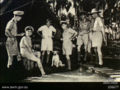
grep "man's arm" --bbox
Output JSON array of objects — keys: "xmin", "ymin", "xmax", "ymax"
[
  {"xmin": 52, "ymin": 26, "xmax": 56, "ymax": 37},
  {"xmin": 70, "ymin": 29, "xmax": 78, "ymax": 40},
  {"xmin": 5, "ymin": 21, "xmax": 14, "ymax": 38},
  {"xmin": 16, "ymin": 33, "xmax": 25, "ymax": 37},
  {"xmin": 98, "ymin": 18, "xmax": 107, "ymax": 45},
  {"xmin": 37, "ymin": 26, "xmax": 43, "ymax": 36}
]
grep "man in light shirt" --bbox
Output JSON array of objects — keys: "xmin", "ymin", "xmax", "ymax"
[
  {"xmin": 5, "ymin": 11, "xmax": 24, "ymax": 68},
  {"xmin": 37, "ymin": 19, "xmax": 56, "ymax": 64},
  {"xmin": 90, "ymin": 8, "xmax": 106, "ymax": 67}
]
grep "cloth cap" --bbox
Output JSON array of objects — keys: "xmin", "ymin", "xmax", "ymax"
[
  {"xmin": 25, "ymin": 26, "xmax": 34, "ymax": 32},
  {"xmin": 13, "ymin": 11, "xmax": 24, "ymax": 16}
]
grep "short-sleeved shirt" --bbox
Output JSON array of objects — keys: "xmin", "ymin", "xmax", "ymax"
[
  {"xmin": 79, "ymin": 21, "xmax": 90, "ymax": 31},
  {"xmin": 63, "ymin": 28, "xmax": 77, "ymax": 41},
  {"xmin": 38, "ymin": 25, "xmax": 56, "ymax": 38},
  {"xmin": 20, "ymin": 36, "xmax": 32, "ymax": 49},
  {"xmin": 5, "ymin": 18, "xmax": 17, "ymax": 37},
  {"xmin": 93, "ymin": 17, "xmax": 104, "ymax": 32}
]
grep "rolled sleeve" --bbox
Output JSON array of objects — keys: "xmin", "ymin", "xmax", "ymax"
[
  {"xmin": 5, "ymin": 21, "xmax": 14, "ymax": 37},
  {"xmin": 51, "ymin": 26, "xmax": 56, "ymax": 32},
  {"xmin": 38, "ymin": 26, "xmax": 44, "ymax": 32}
]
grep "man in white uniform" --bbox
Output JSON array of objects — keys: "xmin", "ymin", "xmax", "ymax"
[
  {"xmin": 90, "ymin": 8, "xmax": 106, "ymax": 67},
  {"xmin": 37, "ymin": 19, "xmax": 56, "ymax": 64}
]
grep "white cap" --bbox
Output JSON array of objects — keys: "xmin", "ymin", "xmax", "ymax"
[{"xmin": 13, "ymin": 11, "xmax": 24, "ymax": 16}]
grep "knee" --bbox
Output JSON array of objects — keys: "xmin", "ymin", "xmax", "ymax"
[
  {"xmin": 94, "ymin": 47, "xmax": 97, "ymax": 53},
  {"xmin": 8, "ymin": 56, "xmax": 13, "ymax": 60},
  {"xmin": 85, "ymin": 45, "xmax": 88, "ymax": 52},
  {"xmin": 47, "ymin": 51, "xmax": 50, "ymax": 54},
  {"xmin": 66, "ymin": 55, "xmax": 70, "ymax": 60},
  {"xmin": 77, "ymin": 46, "xmax": 81, "ymax": 52},
  {"xmin": 36, "ymin": 60, "xmax": 41, "ymax": 64},
  {"xmin": 97, "ymin": 48, "xmax": 102, "ymax": 55}
]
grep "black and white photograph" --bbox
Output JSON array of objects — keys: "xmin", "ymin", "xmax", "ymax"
[{"xmin": 0, "ymin": 0, "xmax": 120, "ymax": 89}]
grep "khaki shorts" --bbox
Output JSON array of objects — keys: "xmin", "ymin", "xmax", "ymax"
[
  {"xmin": 91, "ymin": 31, "xmax": 103, "ymax": 47},
  {"xmin": 41, "ymin": 38, "xmax": 53, "ymax": 51},
  {"xmin": 77, "ymin": 34, "xmax": 89, "ymax": 46},
  {"xmin": 63, "ymin": 40, "xmax": 73, "ymax": 55}
]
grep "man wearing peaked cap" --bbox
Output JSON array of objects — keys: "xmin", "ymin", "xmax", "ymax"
[
  {"xmin": 13, "ymin": 10, "xmax": 24, "ymax": 16},
  {"xmin": 5, "ymin": 10, "xmax": 24, "ymax": 68}
]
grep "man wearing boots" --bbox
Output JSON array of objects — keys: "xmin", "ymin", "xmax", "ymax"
[{"xmin": 77, "ymin": 12, "xmax": 90, "ymax": 65}]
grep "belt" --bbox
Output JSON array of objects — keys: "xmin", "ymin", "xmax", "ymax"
[{"xmin": 20, "ymin": 47, "xmax": 26, "ymax": 49}]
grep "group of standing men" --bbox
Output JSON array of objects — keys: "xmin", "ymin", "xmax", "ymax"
[{"xmin": 5, "ymin": 8, "xmax": 106, "ymax": 76}]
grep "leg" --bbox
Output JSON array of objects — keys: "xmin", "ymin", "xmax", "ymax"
[
  {"xmin": 87, "ymin": 41, "xmax": 92, "ymax": 63},
  {"xmin": 7, "ymin": 55, "xmax": 13, "ymax": 68},
  {"xmin": 77, "ymin": 45, "xmax": 82, "ymax": 64},
  {"xmin": 66, "ymin": 55, "xmax": 71, "ymax": 70},
  {"xmin": 84, "ymin": 44, "xmax": 88, "ymax": 62},
  {"xmin": 41, "ymin": 51, "xmax": 45, "ymax": 63},
  {"xmin": 30, "ymin": 55, "xmax": 45, "ymax": 75},
  {"xmin": 46, "ymin": 51, "xmax": 50, "ymax": 64},
  {"xmin": 97, "ymin": 47, "xmax": 103, "ymax": 65},
  {"xmin": 36, "ymin": 59, "xmax": 46, "ymax": 75},
  {"xmin": 93, "ymin": 47, "xmax": 98, "ymax": 65},
  {"xmin": 83, "ymin": 34, "xmax": 89, "ymax": 62}
]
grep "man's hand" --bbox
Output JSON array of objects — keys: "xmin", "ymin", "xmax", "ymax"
[
  {"xmin": 17, "ymin": 33, "xmax": 25, "ymax": 36},
  {"xmin": 20, "ymin": 33, "xmax": 25, "ymax": 36}
]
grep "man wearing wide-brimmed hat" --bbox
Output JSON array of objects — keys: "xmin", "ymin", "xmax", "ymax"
[
  {"xmin": 89, "ymin": 8, "xmax": 106, "ymax": 67},
  {"xmin": 5, "ymin": 10, "xmax": 24, "ymax": 68},
  {"xmin": 77, "ymin": 11, "xmax": 91, "ymax": 65}
]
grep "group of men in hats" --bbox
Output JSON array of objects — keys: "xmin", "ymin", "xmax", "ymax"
[{"xmin": 5, "ymin": 8, "xmax": 106, "ymax": 76}]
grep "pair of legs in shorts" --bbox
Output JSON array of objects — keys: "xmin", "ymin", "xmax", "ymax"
[
  {"xmin": 77, "ymin": 34, "xmax": 89, "ymax": 64},
  {"xmin": 63, "ymin": 40, "xmax": 73, "ymax": 70},
  {"xmin": 89, "ymin": 31, "xmax": 103, "ymax": 66},
  {"xmin": 41, "ymin": 38, "xmax": 53, "ymax": 64},
  {"xmin": 21, "ymin": 49, "xmax": 45, "ymax": 76}
]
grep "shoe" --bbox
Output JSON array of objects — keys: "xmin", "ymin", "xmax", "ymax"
[{"xmin": 94, "ymin": 64, "xmax": 103, "ymax": 68}]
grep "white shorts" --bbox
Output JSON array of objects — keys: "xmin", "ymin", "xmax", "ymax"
[
  {"xmin": 63, "ymin": 40, "xmax": 73, "ymax": 55},
  {"xmin": 91, "ymin": 31, "xmax": 103, "ymax": 47},
  {"xmin": 77, "ymin": 34, "xmax": 89, "ymax": 46},
  {"xmin": 41, "ymin": 38, "xmax": 53, "ymax": 51}
]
